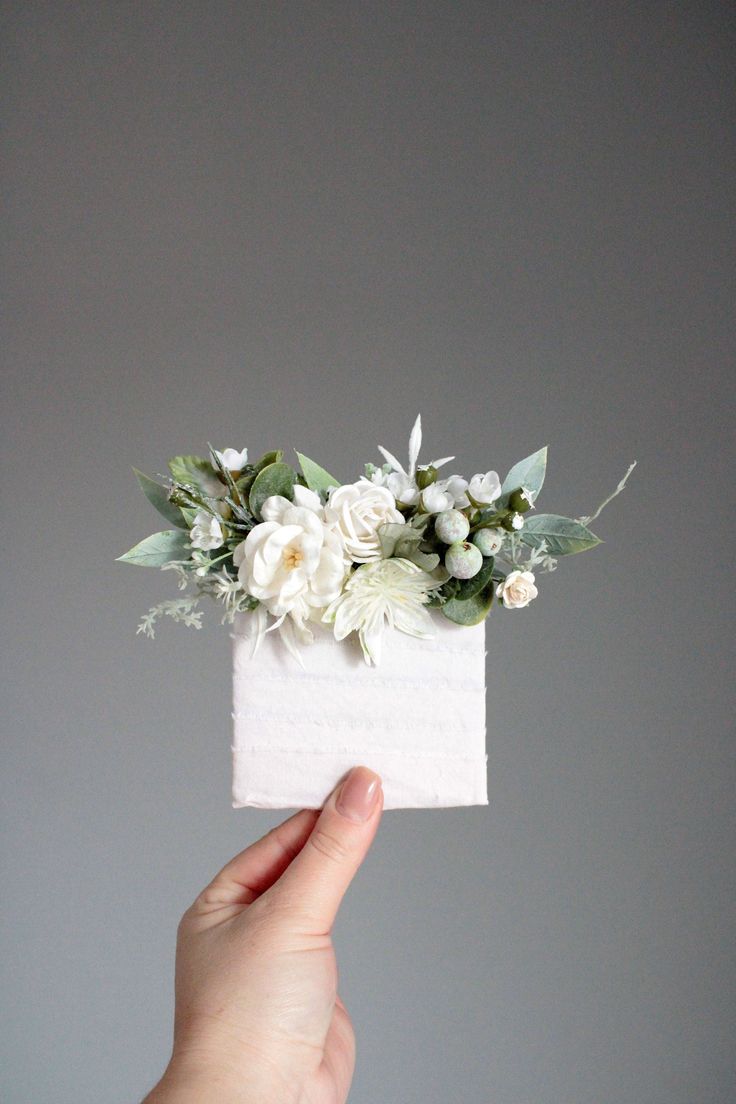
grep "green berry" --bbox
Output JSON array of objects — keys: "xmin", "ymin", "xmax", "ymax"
[
  {"xmin": 472, "ymin": 528, "xmax": 504, "ymax": 557},
  {"xmin": 445, "ymin": 541, "xmax": 483, "ymax": 579},
  {"xmin": 434, "ymin": 509, "xmax": 470, "ymax": 544}
]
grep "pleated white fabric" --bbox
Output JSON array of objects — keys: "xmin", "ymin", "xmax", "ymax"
[{"xmin": 231, "ymin": 610, "xmax": 488, "ymax": 810}]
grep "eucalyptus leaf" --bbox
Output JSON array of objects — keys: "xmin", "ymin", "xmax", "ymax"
[
  {"xmin": 133, "ymin": 469, "xmax": 188, "ymax": 529},
  {"xmin": 254, "ymin": 450, "xmax": 284, "ymax": 472},
  {"xmin": 499, "ymin": 446, "xmax": 548, "ymax": 505},
  {"xmin": 248, "ymin": 462, "xmax": 297, "ymax": 519},
  {"xmin": 441, "ymin": 585, "xmax": 494, "ymax": 625},
  {"xmin": 116, "ymin": 530, "xmax": 191, "ymax": 567},
  {"xmin": 294, "ymin": 452, "xmax": 340, "ymax": 496},
  {"xmin": 520, "ymin": 513, "xmax": 601, "ymax": 556},
  {"xmin": 452, "ymin": 556, "xmax": 495, "ymax": 601},
  {"xmin": 378, "ymin": 522, "xmax": 423, "ymax": 559},
  {"xmin": 168, "ymin": 455, "xmax": 217, "ymax": 488}
]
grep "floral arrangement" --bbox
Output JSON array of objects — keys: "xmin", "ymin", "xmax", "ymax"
[{"xmin": 118, "ymin": 416, "xmax": 635, "ymax": 666}]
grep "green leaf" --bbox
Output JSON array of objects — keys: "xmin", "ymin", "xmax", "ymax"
[
  {"xmin": 405, "ymin": 548, "xmax": 440, "ymax": 572},
  {"xmin": 248, "ymin": 462, "xmax": 298, "ymax": 519},
  {"xmin": 133, "ymin": 469, "xmax": 188, "ymax": 529},
  {"xmin": 168, "ymin": 455, "xmax": 217, "ymax": 488},
  {"xmin": 377, "ymin": 522, "xmax": 421, "ymax": 559},
  {"xmin": 452, "ymin": 556, "xmax": 495, "ymax": 601},
  {"xmin": 116, "ymin": 530, "xmax": 191, "ymax": 567},
  {"xmin": 520, "ymin": 513, "xmax": 601, "ymax": 556},
  {"xmin": 500, "ymin": 446, "xmax": 548, "ymax": 504},
  {"xmin": 441, "ymin": 585, "xmax": 494, "ymax": 625},
  {"xmin": 295, "ymin": 452, "xmax": 340, "ymax": 496},
  {"xmin": 254, "ymin": 450, "xmax": 284, "ymax": 473}
]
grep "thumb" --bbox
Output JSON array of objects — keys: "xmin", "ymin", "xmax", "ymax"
[{"xmin": 266, "ymin": 766, "xmax": 383, "ymax": 934}]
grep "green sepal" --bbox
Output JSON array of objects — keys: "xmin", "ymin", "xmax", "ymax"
[
  {"xmin": 133, "ymin": 469, "xmax": 188, "ymax": 529},
  {"xmin": 248, "ymin": 462, "xmax": 298, "ymax": 519},
  {"xmin": 520, "ymin": 513, "xmax": 601, "ymax": 556},
  {"xmin": 116, "ymin": 530, "xmax": 191, "ymax": 567},
  {"xmin": 294, "ymin": 452, "xmax": 340, "ymax": 496}
]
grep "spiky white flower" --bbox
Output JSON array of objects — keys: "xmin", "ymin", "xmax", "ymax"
[
  {"xmin": 321, "ymin": 557, "xmax": 441, "ymax": 666},
  {"xmin": 374, "ymin": 414, "xmax": 455, "ymax": 507},
  {"xmin": 190, "ymin": 509, "xmax": 224, "ymax": 551}
]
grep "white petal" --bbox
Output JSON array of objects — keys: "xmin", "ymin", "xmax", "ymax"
[
  {"xmin": 407, "ymin": 413, "xmax": 422, "ymax": 477},
  {"xmin": 377, "ymin": 445, "xmax": 407, "ymax": 476}
]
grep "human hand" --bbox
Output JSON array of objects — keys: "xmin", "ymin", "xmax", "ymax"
[{"xmin": 144, "ymin": 766, "xmax": 383, "ymax": 1104}]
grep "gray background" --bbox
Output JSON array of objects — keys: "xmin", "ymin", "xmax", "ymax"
[{"xmin": 2, "ymin": 3, "xmax": 734, "ymax": 1102}]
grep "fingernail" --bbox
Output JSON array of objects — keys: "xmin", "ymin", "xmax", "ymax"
[{"xmin": 336, "ymin": 767, "xmax": 382, "ymax": 823}]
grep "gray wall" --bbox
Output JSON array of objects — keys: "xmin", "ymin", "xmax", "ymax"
[{"xmin": 2, "ymin": 3, "xmax": 734, "ymax": 1102}]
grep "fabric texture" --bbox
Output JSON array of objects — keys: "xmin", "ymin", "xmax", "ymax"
[{"xmin": 231, "ymin": 610, "xmax": 487, "ymax": 810}]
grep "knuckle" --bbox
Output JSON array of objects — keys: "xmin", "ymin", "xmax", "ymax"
[{"xmin": 308, "ymin": 825, "xmax": 351, "ymax": 865}]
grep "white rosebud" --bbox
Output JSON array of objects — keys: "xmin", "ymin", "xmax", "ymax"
[
  {"xmin": 467, "ymin": 470, "xmax": 502, "ymax": 505},
  {"xmin": 214, "ymin": 447, "xmax": 249, "ymax": 474},
  {"xmin": 511, "ymin": 512, "xmax": 524, "ymax": 530},
  {"xmin": 190, "ymin": 509, "xmax": 224, "ymax": 551},
  {"xmin": 496, "ymin": 570, "xmax": 538, "ymax": 609},
  {"xmin": 325, "ymin": 479, "xmax": 405, "ymax": 562}
]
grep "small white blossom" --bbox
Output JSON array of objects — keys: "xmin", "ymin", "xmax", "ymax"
[
  {"xmin": 190, "ymin": 509, "xmax": 224, "ymax": 551},
  {"xmin": 496, "ymin": 570, "xmax": 538, "ymax": 609},
  {"xmin": 467, "ymin": 470, "xmax": 502, "ymax": 505},
  {"xmin": 511, "ymin": 512, "xmax": 524, "ymax": 530},
  {"xmin": 214, "ymin": 447, "xmax": 249, "ymax": 473}
]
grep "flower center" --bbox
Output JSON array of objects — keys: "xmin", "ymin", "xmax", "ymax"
[{"xmin": 282, "ymin": 545, "xmax": 304, "ymax": 571}]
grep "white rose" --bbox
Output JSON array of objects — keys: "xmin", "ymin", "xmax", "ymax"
[
  {"xmin": 467, "ymin": 470, "xmax": 502, "ymax": 505},
  {"xmin": 233, "ymin": 496, "xmax": 347, "ymax": 622},
  {"xmin": 324, "ymin": 478, "xmax": 405, "ymax": 562},
  {"xmin": 190, "ymin": 509, "xmax": 224, "ymax": 551},
  {"xmin": 496, "ymin": 570, "xmax": 538, "ymax": 609}
]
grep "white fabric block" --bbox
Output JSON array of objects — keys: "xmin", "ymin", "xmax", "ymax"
[{"xmin": 231, "ymin": 611, "xmax": 487, "ymax": 811}]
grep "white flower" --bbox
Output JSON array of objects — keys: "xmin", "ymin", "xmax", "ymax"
[
  {"xmin": 190, "ymin": 509, "xmax": 224, "ymax": 551},
  {"xmin": 233, "ymin": 493, "xmax": 348, "ymax": 650},
  {"xmin": 467, "ymin": 470, "xmax": 502, "ymax": 505},
  {"xmin": 496, "ymin": 570, "xmax": 538, "ymax": 609},
  {"xmin": 322, "ymin": 558, "xmax": 441, "ymax": 666},
  {"xmin": 511, "ymin": 512, "xmax": 524, "ymax": 530},
  {"xmin": 420, "ymin": 481, "xmax": 455, "ymax": 513},
  {"xmin": 324, "ymin": 479, "xmax": 404, "ymax": 562},
  {"xmin": 441, "ymin": 474, "xmax": 470, "ymax": 508},
  {"xmin": 420, "ymin": 473, "xmax": 471, "ymax": 513},
  {"xmin": 375, "ymin": 414, "xmax": 455, "ymax": 507},
  {"xmin": 214, "ymin": 447, "xmax": 248, "ymax": 473}
]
